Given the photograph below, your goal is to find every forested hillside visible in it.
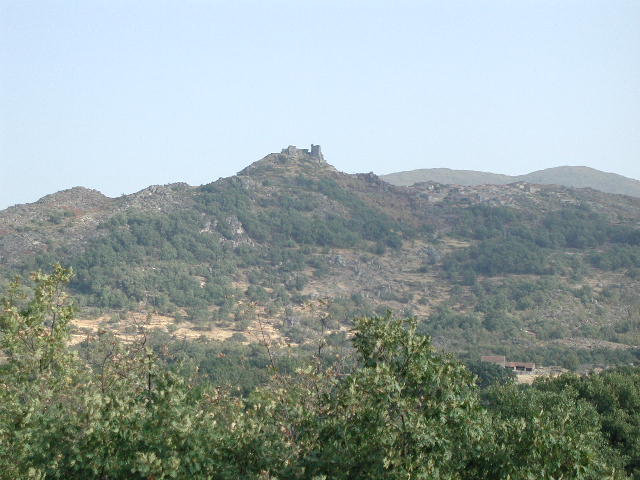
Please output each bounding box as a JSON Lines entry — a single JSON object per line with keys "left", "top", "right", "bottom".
{"left": 1, "top": 146, "right": 640, "bottom": 370}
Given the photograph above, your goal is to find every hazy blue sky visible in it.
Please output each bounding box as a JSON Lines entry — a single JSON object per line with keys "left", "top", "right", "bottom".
{"left": 1, "top": 0, "right": 639, "bottom": 209}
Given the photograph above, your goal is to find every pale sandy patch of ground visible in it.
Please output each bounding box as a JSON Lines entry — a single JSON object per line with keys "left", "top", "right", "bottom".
{"left": 515, "top": 366, "right": 569, "bottom": 384}
{"left": 70, "top": 310, "right": 287, "bottom": 346}
{"left": 546, "top": 337, "right": 636, "bottom": 350}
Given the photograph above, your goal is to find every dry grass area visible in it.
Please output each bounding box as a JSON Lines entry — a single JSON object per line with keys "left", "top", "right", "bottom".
{"left": 547, "top": 337, "right": 636, "bottom": 350}
{"left": 515, "top": 366, "right": 569, "bottom": 384}
{"left": 440, "top": 238, "right": 471, "bottom": 249}
{"left": 515, "top": 372, "right": 564, "bottom": 385}
{"left": 515, "top": 374, "right": 537, "bottom": 385}
{"left": 71, "top": 313, "right": 177, "bottom": 345}
{"left": 71, "top": 309, "right": 288, "bottom": 346}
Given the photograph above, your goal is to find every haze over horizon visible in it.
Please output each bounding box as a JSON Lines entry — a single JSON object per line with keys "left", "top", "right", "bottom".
{"left": 1, "top": 1, "right": 639, "bottom": 209}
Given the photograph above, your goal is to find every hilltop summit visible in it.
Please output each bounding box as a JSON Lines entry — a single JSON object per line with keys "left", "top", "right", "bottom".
{"left": 35, "top": 187, "right": 110, "bottom": 209}
{"left": 238, "top": 144, "right": 335, "bottom": 177}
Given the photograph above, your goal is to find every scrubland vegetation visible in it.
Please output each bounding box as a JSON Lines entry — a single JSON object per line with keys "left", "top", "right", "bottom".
{"left": 6, "top": 164, "right": 640, "bottom": 374}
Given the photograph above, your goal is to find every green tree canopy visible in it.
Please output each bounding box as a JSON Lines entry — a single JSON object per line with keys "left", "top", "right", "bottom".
{"left": 0, "top": 269, "right": 631, "bottom": 479}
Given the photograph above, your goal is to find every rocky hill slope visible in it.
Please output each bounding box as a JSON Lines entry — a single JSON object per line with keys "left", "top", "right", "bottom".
{"left": 2, "top": 146, "right": 639, "bottom": 370}
{"left": 381, "top": 166, "right": 640, "bottom": 198}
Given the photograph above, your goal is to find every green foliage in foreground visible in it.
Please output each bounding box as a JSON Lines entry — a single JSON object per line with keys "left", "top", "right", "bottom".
{"left": 532, "top": 369, "right": 640, "bottom": 480}
{"left": 0, "top": 267, "right": 633, "bottom": 479}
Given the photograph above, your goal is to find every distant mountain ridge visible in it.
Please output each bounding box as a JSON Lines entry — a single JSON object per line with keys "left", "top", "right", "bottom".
{"left": 381, "top": 166, "right": 640, "bottom": 198}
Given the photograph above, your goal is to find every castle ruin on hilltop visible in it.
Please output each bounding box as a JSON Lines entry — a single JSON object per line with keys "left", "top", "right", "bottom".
{"left": 237, "top": 144, "right": 328, "bottom": 176}
{"left": 280, "top": 144, "right": 324, "bottom": 163}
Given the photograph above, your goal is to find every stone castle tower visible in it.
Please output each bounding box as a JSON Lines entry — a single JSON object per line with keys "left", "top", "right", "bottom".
{"left": 280, "top": 144, "right": 324, "bottom": 163}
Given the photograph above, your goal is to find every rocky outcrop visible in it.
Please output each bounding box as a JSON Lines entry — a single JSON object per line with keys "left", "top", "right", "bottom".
{"left": 238, "top": 145, "right": 337, "bottom": 177}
